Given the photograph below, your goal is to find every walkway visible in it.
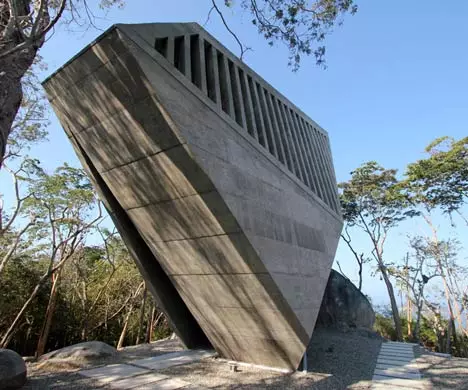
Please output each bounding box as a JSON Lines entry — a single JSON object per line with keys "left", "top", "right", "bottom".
{"left": 78, "top": 349, "right": 215, "bottom": 389}
{"left": 372, "top": 341, "right": 430, "bottom": 389}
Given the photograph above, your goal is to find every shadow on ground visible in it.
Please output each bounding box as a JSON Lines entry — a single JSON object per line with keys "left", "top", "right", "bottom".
{"left": 416, "top": 351, "right": 468, "bottom": 390}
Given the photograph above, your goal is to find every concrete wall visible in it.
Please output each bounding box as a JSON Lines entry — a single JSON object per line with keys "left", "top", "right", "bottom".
{"left": 43, "top": 23, "right": 343, "bottom": 371}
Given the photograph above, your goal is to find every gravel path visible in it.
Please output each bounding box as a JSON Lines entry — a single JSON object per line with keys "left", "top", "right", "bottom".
{"left": 25, "top": 329, "right": 382, "bottom": 389}
{"left": 415, "top": 348, "right": 468, "bottom": 390}
{"left": 154, "top": 328, "right": 382, "bottom": 389}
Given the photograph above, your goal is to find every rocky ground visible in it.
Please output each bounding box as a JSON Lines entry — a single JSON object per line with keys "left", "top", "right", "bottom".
{"left": 24, "top": 328, "right": 382, "bottom": 390}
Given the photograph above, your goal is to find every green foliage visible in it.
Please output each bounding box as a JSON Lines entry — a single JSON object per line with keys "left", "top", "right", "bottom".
{"left": 0, "top": 236, "right": 169, "bottom": 355}
{"left": 340, "top": 161, "right": 418, "bottom": 230}
{"left": 404, "top": 136, "right": 468, "bottom": 214}
{"left": 374, "top": 313, "right": 398, "bottom": 340}
{"left": 0, "top": 253, "right": 50, "bottom": 355}
{"left": 5, "top": 58, "right": 49, "bottom": 163}
{"left": 232, "top": 0, "right": 357, "bottom": 69}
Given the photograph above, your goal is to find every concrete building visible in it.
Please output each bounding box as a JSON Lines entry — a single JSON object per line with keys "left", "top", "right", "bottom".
{"left": 43, "top": 23, "right": 343, "bottom": 371}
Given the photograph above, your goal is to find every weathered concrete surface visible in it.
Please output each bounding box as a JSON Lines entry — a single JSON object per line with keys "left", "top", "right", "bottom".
{"left": 43, "top": 23, "right": 343, "bottom": 370}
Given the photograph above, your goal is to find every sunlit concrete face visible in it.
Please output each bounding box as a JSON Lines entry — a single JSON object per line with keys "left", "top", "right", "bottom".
{"left": 43, "top": 23, "right": 343, "bottom": 370}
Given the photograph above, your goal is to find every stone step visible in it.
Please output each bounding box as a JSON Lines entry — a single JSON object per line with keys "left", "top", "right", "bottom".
{"left": 373, "top": 368, "right": 421, "bottom": 379}
{"left": 372, "top": 375, "right": 429, "bottom": 389}
{"left": 130, "top": 349, "right": 216, "bottom": 371}
{"left": 108, "top": 372, "right": 169, "bottom": 389}
{"left": 375, "top": 363, "right": 419, "bottom": 373}
{"left": 79, "top": 364, "right": 149, "bottom": 384}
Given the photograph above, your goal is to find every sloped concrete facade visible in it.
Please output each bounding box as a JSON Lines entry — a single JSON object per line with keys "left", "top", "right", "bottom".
{"left": 43, "top": 23, "right": 343, "bottom": 370}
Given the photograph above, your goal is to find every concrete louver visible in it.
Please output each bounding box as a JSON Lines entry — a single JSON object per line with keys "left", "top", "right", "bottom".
{"left": 43, "top": 23, "right": 343, "bottom": 371}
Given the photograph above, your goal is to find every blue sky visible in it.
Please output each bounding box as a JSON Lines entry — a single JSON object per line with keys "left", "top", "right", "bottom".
{"left": 8, "top": 0, "right": 468, "bottom": 306}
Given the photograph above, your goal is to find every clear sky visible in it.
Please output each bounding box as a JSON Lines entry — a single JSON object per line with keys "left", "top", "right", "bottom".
{"left": 11, "top": 0, "right": 468, "bottom": 306}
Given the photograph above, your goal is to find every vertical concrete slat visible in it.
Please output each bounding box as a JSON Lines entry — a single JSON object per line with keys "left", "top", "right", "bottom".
{"left": 316, "top": 128, "right": 338, "bottom": 211}
{"left": 322, "top": 132, "right": 339, "bottom": 190}
{"left": 198, "top": 37, "right": 208, "bottom": 95}
{"left": 258, "top": 85, "right": 277, "bottom": 157}
{"left": 309, "top": 124, "right": 336, "bottom": 209}
{"left": 167, "top": 37, "right": 175, "bottom": 65}
{"left": 272, "top": 98, "right": 293, "bottom": 172}
{"left": 301, "top": 119, "right": 326, "bottom": 202}
{"left": 318, "top": 132, "right": 341, "bottom": 212}
{"left": 298, "top": 117, "right": 322, "bottom": 197}
{"left": 241, "top": 71, "right": 258, "bottom": 141}
{"left": 266, "top": 93, "right": 286, "bottom": 165}
{"left": 232, "top": 66, "right": 247, "bottom": 129}
{"left": 221, "top": 55, "right": 235, "bottom": 116}
{"left": 211, "top": 46, "right": 222, "bottom": 109}
{"left": 278, "top": 102, "right": 301, "bottom": 178}
{"left": 283, "top": 106, "right": 306, "bottom": 183}
{"left": 292, "top": 113, "right": 314, "bottom": 189}
{"left": 183, "top": 35, "right": 192, "bottom": 81}
{"left": 251, "top": 80, "right": 269, "bottom": 151}
{"left": 304, "top": 121, "right": 330, "bottom": 207}
{"left": 289, "top": 109, "right": 311, "bottom": 187}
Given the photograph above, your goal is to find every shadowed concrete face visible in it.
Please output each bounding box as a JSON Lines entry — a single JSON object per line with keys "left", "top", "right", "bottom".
{"left": 43, "top": 22, "right": 343, "bottom": 371}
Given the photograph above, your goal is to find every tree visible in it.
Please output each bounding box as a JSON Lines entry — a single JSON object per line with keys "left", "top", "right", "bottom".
{"left": 0, "top": 163, "right": 103, "bottom": 350}
{"left": 404, "top": 136, "right": 468, "bottom": 223}
{"left": 340, "top": 224, "right": 370, "bottom": 291}
{"left": 393, "top": 239, "right": 438, "bottom": 342}
{"left": 0, "top": 61, "right": 48, "bottom": 275}
{"left": 1, "top": 0, "right": 356, "bottom": 166}
{"left": 403, "top": 136, "right": 468, "bottom": 350}
{"left": 339, "top": 161, "right": 418, "bottom": 341}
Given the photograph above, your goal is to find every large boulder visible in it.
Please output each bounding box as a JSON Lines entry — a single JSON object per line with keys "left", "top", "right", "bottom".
{"left": 316, "top": 270, "right": 375, "bottom": 330}
{"left": 39, "top": 341, "right": 116, "bottom": 362}
{"left": 0, "top": 349, "right": 27, "bottom": 389}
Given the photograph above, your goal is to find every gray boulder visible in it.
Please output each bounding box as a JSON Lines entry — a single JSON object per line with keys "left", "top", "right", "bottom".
{"left": 316, "top": 270, "right": 375, "bottom": 329}
{"left": 39, "top": 341, "right": 116, "bottom": 362}
{"left": 0, "top": 349, "right": 27, "bottom": 389}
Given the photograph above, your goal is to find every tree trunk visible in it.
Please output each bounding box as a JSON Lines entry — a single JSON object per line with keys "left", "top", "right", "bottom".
{"left": 407, "top": 294, "right": 412, "bottom": 339}
{"left": 36, "top": 270, "right": 61, "bottom": 357}
{"left": 446, "top": 318, "right": 452, "bottom": 353}
{"left": 414, "top": 302, "right": 423, "bottom": 342}
{"left": 380, "top": 266, "right": 403, "bottom": 341}
{"left": 116, "top": 282, "right": 143, "bottom": 349}
{"left": 117, "top": 307, "right": 133, "bottom": 350}
{"left": 135, "top": 287, "right": 147, "bottom": 345}
{"left": 146, "top": 305, "right": 156, "bottom": 343}
{"left": 0, "top": 47, "right": 38, "bottom": 166}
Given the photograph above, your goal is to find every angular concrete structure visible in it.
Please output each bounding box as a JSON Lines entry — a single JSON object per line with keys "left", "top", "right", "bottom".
{"left": 43, "top": 23, "right": 343, "bottom": 371}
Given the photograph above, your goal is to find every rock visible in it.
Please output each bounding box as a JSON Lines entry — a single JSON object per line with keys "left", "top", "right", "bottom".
{"left": 316, "top": 270, "right": 375, "bottom": 330}
{"left": 0, "top": 349, "right": 27, "bottom": 389}
{"left": 39, "top": 341, "right": 116, "bottom": 362}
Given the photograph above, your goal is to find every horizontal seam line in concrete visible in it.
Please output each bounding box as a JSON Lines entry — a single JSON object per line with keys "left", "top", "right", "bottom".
{"left": 168, "top": 271, "right": 324, "bottom": 277}
{"left": 139, "top": 49, "right": 341, "bottom": 220}
{"left": 190, "top": 142, "right": 341, "bottom": 223}
{"left": 170, "top": 272, "right": 270, "bottom": 276}
{"left": 151, "top": 232, "right": 241, "bottom": 244}
{"left": 125, "top": 188, "right": 220, "bottom": 211}
{"left": 100, "top": 141, "right": 186, "bottom": 174}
